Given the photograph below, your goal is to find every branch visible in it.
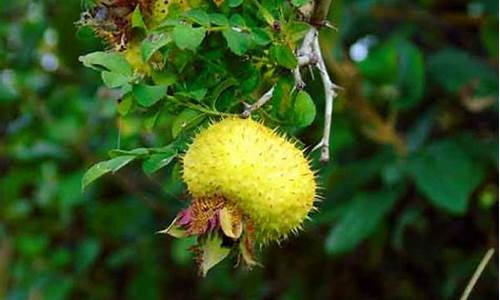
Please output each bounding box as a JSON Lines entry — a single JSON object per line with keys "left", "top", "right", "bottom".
{"left": 311, "top": 0, "right": 333, "bottom": 26}
{"left": 310, "top": 28, "right": 339, "bottom": 163}
{"left": 241, "top": 87, "right": 274, "bottom": 118}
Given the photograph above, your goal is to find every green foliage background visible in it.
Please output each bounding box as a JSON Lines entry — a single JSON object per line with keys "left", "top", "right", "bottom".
{"left": 0, "top": 0, "right": 498, "bottom": 299}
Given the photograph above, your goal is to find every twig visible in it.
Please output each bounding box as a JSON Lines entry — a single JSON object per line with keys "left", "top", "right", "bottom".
{"left": 241, "top": 87, "right": 275, "bottom": 118}
{"left": 310, "top": 28, "right": 339, "bottom": 163}
{"left": 459, "top": 248, "right": 495, "bottom": 300}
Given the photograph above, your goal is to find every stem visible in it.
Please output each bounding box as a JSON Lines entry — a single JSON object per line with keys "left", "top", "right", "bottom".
{"left": 311, "top": 0, "right": 333, "bottom": 26}
{"left": 459, "top": 248, "right": 495, "bottom": 300}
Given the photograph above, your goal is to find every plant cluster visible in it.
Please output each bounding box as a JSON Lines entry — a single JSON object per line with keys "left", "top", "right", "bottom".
{"left": 78, "top": 0, "right": 332, "bottom": 274}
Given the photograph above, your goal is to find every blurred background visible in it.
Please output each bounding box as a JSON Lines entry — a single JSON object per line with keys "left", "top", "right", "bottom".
{"left": 0, "top": 0, "right": 498, "bottom": 299}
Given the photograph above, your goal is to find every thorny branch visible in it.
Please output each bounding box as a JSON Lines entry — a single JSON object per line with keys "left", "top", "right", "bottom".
{"left": 242, "top": 1, "right": 338, "bottom": 163}
{"left": 241, "top": 87, "right": 274, "bottom": 118}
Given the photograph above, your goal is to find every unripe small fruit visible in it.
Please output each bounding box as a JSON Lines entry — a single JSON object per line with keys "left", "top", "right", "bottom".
{"left": 162, "top": 117, "right": 318, "bottom": 274}
{"left": 183, "top": 117, "right": 317, "bottom": 243}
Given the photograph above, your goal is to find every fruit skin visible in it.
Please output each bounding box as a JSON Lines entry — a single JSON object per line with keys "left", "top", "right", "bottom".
{"left": 182, "top": 117, "right": 317, "bottom": 243}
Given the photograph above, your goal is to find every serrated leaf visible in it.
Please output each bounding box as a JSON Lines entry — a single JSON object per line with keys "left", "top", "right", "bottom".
{"left": 270, "top": 44, "right": 298, "bottom": 69}
{"left": 133, "top": 84, "right": 167, "bottom": 107}
{"left": 325, "top": 190, "right": 399, "bottom": 255}
{"left": 142, "top": 150, "right": 177, "bottom": 174}
{"left": 222, "top": 28, "right": 254, "bottom": 55}
{"left": 82, "top": 156, "right": 135, "bottom": 189}
{"left": 79, "top": 51, "right": 132, "bottom": 77}
{"left": 405, "top": 140, "right": 486, "bottom": 214}
{"left": 172, "top": 24, "right": 206, "bottom": 51}
{"left": 292, "top": 90, "right": 316, "bottom": 127}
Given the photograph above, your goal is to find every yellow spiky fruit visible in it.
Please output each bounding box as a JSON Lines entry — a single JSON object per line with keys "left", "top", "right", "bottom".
{"left": 182, "top": 117, "right": 317, "bottom": 243}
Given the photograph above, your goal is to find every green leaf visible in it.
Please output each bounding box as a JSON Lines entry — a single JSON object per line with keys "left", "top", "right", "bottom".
{"left": 222, "top": 28, "right": 254, "bottom": 55}
{"left": 270, "top": 44, "right": 298, "bottom": 69}
{"left": 117, "top": 92, "right": 135, "bottom": 116}
{"left": 228, "top": 0, "right": 244, "bottom": 7}
{"left": 427, "top": 48, "right": 498, "bottom": 97}
{"left": 325, "top": 190, "right": 399, "bottom": 255}
{"left": 251, "top": 28, "right": 271, "bottom": 46}
{"left": 176, "top": 88, "right": 207, "bottom": 101}
{"left": 151, "top": 71, "right": 177, "bottom": 86}
{"left": 133, "top": 84, "right": 167, "bottom": 107}
{"left": 131, "top": 5, "right": 146, "bottom": 30}
{"left": 229, "top": 14, "right": 246, "bottom": 27}
{"left": 140, "top": 33, "right": 171, "bottom": 62}
{"left": 171, "top": 109, "right": 204, "bottom": 138}
{"left": 357, "top": 41, "right": 398, "bottom": 84}
{"left": 209, "top": 13, "right": 229, "bottom": 26}
{"left": 75, "top": 239, "right": 100, "bottom": 273}
{"left": 79, "top": 51, "right": 132, "bottom": 77}
{"left": 271, "top": 75, "right": 294, "bottom": 119}
{"left": 395, "top": 40, "right": 425, "bottom": 109}
{"left": 285, "top": 21, "right": 310, "bottom": 43}
{"left": 406, "top": 140, "right": 486, "bottom": 214}
{"left": 142, "top": 149, "right": 177, "bottom": 174}
{"left": 109, "top": 148, "right": 149, "bottom": 157}
{"left": 291, "top": 0, "right": 310, "bottom": 6}
{"left": 199, "top": 233, "right": 231, "bottom": 276}
{"left": 185, "top": 9, "right": 210, "bottom": 27}
{"left": 292, "top": 91, "right": 316, "bottom": 127}
{"left": 101, "top": 71, "right": 129, "bottom": 88}
{"left": 82, "top": 156, "right": 135, "bottom": 189}
{"left": 172, "top": 24, "right": 206, "bottom": 51}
